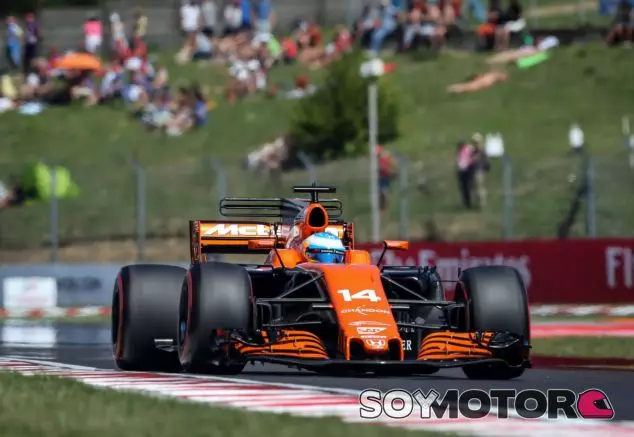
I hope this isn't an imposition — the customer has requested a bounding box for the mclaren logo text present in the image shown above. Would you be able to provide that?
[202,224,279,237]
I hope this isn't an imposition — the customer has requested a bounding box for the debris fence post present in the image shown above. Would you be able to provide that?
[502,154,513,240]
[130,157,146,262]
[209,155,228,200]
[296,151,317,184]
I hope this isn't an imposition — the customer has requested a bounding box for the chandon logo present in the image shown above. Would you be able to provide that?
[357,327,386,335]
[341,306,391,316]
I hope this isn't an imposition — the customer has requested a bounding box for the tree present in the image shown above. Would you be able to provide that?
[289,50,400,163]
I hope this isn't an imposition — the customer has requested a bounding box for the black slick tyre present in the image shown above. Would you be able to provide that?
[178,262,254,374]
[112,264,185,371]
[454,266,530,380]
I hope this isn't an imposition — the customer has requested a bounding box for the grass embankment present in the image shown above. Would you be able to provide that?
[531,337,634,359]
[2,42,634,263]
[0,371,451,437]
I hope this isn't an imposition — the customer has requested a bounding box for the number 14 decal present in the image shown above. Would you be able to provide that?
[337,289,381,302]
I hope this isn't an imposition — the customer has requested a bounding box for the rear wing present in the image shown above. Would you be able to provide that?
[190,220,349,260]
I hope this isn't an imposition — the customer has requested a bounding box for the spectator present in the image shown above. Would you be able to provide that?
[254,0,274,37]
[456,139,475,208]
[181,0,202,46]
[223,0,243,36]
[606,0,633,46]
[470,133,489,208]
[240,0,253,31]
[5,16,23,71]
[354,3,380,46]
[132,8,148,40]
[23,12,42,76]
[200,0,217,37]
[403,0,446,50]
[495,0,524,50]
[377,145,397,212]
[191,84,209,127]
[476,0,505,51]
[369,0,400,55]
[110,12,128,58]
[83,15,102,54]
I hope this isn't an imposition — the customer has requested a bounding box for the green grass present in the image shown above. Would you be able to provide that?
[0,371,452,437]
[531,337,634,359]
[2,41,634,260]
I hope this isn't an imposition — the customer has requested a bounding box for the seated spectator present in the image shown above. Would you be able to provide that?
[281,36,298,64]
[20,58,53,100]
[476,0,506,51]
[98,58,125,103]
[294,20,324,64]
[305,26,353,69]
[69,70,99,106]
[403,0,447,50]
[369,0,400,55]
[495,0,524,50]
[354,3,380,46]
[606,0,633,46]
[191,84,209,127]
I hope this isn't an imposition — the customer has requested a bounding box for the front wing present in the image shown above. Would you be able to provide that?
[232,330,531,374]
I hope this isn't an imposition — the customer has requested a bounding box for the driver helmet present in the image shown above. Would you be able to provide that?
[302,231,346,263]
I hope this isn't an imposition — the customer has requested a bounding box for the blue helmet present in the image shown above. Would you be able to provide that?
[302,231,346,264]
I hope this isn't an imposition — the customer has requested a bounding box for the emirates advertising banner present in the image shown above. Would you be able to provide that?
[358,239,634,304]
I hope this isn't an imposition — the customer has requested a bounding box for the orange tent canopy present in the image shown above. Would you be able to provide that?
[55,52,102,71]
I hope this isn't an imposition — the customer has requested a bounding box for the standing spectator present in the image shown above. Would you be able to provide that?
[254,0,274,37]
[22,12,41,76]
[110,13,128,57]
[200,0,217,37]
[181,0,202,43]
[133,8,148,40]
[377,145,397,212]
[456,139,475,208]
[83,15,102,54]
[470,133,489,208]
[240,0,253,31]
[5,16,23,71]
[223,0,243,36]
[369,0,400,56]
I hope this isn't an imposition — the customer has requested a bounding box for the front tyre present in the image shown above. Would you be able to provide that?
[455,266,530,380]
[178,262,254,374]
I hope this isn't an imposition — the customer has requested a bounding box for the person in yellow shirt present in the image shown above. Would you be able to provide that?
[133,8,148,39]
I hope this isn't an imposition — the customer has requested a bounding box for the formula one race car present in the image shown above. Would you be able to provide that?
[112,185,531,379]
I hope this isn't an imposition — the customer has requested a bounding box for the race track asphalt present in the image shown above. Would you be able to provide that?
[2,322,634,421]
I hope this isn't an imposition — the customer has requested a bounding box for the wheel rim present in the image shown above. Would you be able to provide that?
[177,284,189,357]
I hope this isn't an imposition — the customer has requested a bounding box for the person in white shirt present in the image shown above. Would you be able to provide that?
[200,0,217,37]
[181,0,201,35]
[223,0,243,36]
[178,0,202,62]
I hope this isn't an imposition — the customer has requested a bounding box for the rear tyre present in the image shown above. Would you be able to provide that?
[112,264,185,371]
[454,266,529,380]
[178,262,254,374]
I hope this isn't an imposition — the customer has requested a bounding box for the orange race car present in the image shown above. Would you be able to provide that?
[112,185,531,379]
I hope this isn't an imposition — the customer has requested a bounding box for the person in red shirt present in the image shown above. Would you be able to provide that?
[377,145,397,212]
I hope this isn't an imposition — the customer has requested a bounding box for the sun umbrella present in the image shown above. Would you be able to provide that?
[55,52,102,71]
